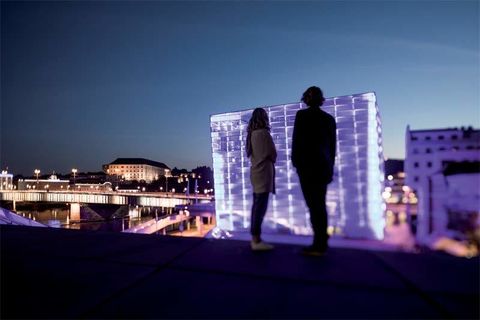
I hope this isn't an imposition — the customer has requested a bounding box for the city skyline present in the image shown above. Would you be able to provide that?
[2,1,479,176]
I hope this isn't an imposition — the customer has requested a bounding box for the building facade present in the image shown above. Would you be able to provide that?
[17,174,70,191]
[429,162,480,244]
[103,158,171,183]
[0,171,14,190]
[71,182,113,192]
[383,159,418,227]
[210,92,385,240]
[405,126,480,243]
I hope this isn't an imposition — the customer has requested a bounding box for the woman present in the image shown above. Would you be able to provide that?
[246,108,277,251]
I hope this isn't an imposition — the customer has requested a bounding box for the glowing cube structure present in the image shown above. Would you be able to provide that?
[210,92,385,239]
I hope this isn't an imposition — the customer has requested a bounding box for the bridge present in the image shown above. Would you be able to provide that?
[0,190,216,235]
[0,190,214,228]
[0,190,213,208]
[123,202,216,234]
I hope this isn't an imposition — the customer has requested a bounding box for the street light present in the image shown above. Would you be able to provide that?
[71,168,77,186]
[34,169,40,185]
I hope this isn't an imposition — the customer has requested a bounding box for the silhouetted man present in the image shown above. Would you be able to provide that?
[292,86,336,256]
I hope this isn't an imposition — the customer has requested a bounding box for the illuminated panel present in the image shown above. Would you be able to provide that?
[210,92,385,240]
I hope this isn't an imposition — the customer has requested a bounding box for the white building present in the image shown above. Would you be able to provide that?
[430,163,480,242]
[0,170,14,190]
[103,158,171,183]
[405,126,480,243]
[17,174,70,191]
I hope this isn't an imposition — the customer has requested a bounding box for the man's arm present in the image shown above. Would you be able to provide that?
[291,111,303,168]
[330,117,337,167]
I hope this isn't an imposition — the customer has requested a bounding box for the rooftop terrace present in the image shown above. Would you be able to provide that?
[1,225,478,319]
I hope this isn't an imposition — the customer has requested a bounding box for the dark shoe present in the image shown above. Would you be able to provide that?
[251,241,274,251]
[301,245,327,257]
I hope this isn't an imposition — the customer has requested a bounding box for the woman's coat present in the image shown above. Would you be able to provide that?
[249,128,277,194]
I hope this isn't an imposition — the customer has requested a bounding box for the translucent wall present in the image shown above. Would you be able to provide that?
[210,92,385,240]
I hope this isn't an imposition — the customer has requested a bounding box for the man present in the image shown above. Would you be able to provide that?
[291,86,337,256]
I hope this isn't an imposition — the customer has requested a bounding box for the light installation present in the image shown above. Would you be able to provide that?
[210,92,385,240]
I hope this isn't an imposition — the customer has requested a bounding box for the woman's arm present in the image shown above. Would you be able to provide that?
[266,130,277,163]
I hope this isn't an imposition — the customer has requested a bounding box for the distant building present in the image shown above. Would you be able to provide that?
[0,170,14,190]
[384,159,407,204]
[384,159,417,206]
[74,171,107,184]
[17,174,70,191]
[429,162,479,243]
[71,182,113,192]
[103,158,171,183]
[384,159,404,177]
[383,159,417,232]
[405,126,480,243]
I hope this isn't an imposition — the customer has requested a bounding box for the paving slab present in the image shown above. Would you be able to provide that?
[372,250,480,294]
[2,252,156,319]
[1,225,478,319]
[100,236,205,266]
[18,227,203,263]
[1,225,90,258]
[1,225,85,246]
[88,268,442,319]
[429,292,480,319]
[170,238,408,290]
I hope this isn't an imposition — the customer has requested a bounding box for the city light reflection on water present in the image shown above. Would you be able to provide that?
[15,207,152,232]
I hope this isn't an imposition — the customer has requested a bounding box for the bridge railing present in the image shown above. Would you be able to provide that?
[0,190,213,207]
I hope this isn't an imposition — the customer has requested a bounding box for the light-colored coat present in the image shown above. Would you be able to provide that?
[249,128,277,194]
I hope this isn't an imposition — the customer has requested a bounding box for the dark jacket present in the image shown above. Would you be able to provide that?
[291,106,337,184]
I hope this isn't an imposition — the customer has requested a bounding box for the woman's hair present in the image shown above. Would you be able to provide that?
[246,108,270,158]
[301,86,325,108]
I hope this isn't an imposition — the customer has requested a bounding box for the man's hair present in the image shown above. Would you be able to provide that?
[301,86,325,108]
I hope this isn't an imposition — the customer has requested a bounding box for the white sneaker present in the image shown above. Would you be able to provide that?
[251,241,274,251]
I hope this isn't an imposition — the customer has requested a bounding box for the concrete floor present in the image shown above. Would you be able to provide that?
[1,225,478,319]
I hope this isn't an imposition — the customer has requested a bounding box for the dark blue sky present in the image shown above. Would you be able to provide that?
[1,1,479,176]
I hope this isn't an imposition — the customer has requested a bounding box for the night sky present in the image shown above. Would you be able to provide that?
[1,1,478,176]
